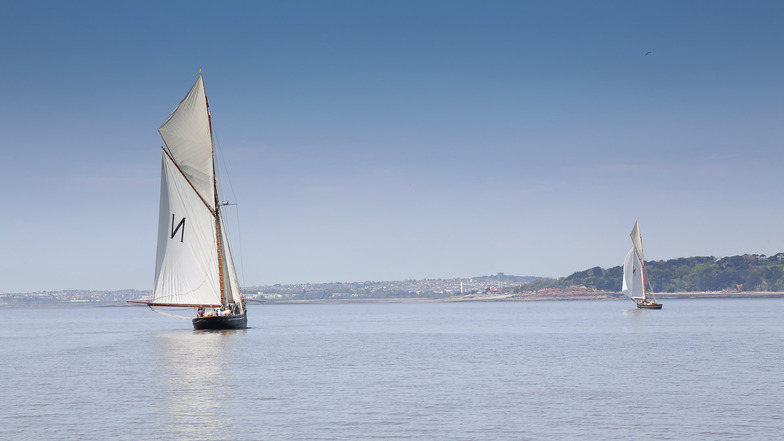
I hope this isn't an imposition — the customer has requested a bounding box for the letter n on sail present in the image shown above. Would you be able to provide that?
[171,214,186,242]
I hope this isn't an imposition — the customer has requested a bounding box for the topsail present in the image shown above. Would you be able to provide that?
[158,76,216,211]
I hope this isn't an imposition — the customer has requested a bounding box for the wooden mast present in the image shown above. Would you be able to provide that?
[640,261,648,302]
[637,227,657,303]
[204,78,227,307]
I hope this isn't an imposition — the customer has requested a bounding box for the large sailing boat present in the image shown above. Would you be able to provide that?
[131,75,247,329]
[621,220,663,309]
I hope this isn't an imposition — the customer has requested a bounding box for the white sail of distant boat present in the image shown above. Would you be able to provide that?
[131,75,247,329]
[621,220,662,309]
[622,247,644,300]
[630,220,644,268]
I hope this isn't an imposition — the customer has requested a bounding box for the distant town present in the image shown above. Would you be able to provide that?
[2,273,547,306]
[5,264,784,308]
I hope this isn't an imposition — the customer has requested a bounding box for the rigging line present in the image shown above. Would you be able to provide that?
[209,109,246,290]
[149,306,191,320]
[216,202,246,291]
[161,147,217,216]
[233,203,247,289]
[210,109,240,205]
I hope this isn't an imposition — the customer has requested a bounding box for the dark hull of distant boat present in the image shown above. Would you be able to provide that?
[636,301,663,310]
[192,313,248,330]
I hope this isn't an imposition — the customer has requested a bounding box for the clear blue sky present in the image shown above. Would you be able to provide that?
[2,1,783,292]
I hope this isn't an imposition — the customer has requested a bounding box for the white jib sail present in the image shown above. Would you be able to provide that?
[158,75,216,211]
[622,246,645,300]
[152,152,222,306]
[219,214,242,305]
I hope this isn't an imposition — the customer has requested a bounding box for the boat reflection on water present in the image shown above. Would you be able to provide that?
[623,307,654,316]
[152,329,245,439]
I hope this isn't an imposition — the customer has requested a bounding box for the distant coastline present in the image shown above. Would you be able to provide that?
[3,289,782,308]
[247,290,784,305]
[9,252,784,307]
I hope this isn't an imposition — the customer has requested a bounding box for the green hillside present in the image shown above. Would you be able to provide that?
[519,253,784,293]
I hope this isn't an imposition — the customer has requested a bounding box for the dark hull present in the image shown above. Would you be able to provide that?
[636,301,663,310]
[192,313,248,330]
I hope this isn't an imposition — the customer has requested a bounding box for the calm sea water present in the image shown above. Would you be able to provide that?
[1,299,782,440]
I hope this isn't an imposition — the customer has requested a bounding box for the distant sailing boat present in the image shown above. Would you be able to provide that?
[622,220,663,309]
[130,75,247,329]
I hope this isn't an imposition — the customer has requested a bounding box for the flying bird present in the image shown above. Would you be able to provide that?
[644,51,654,56]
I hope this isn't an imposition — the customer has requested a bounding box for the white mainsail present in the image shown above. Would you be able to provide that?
[622,246,645,300]
[152,151,222,307]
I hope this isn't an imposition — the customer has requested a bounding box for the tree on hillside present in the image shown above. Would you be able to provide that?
[517,253,784,293]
